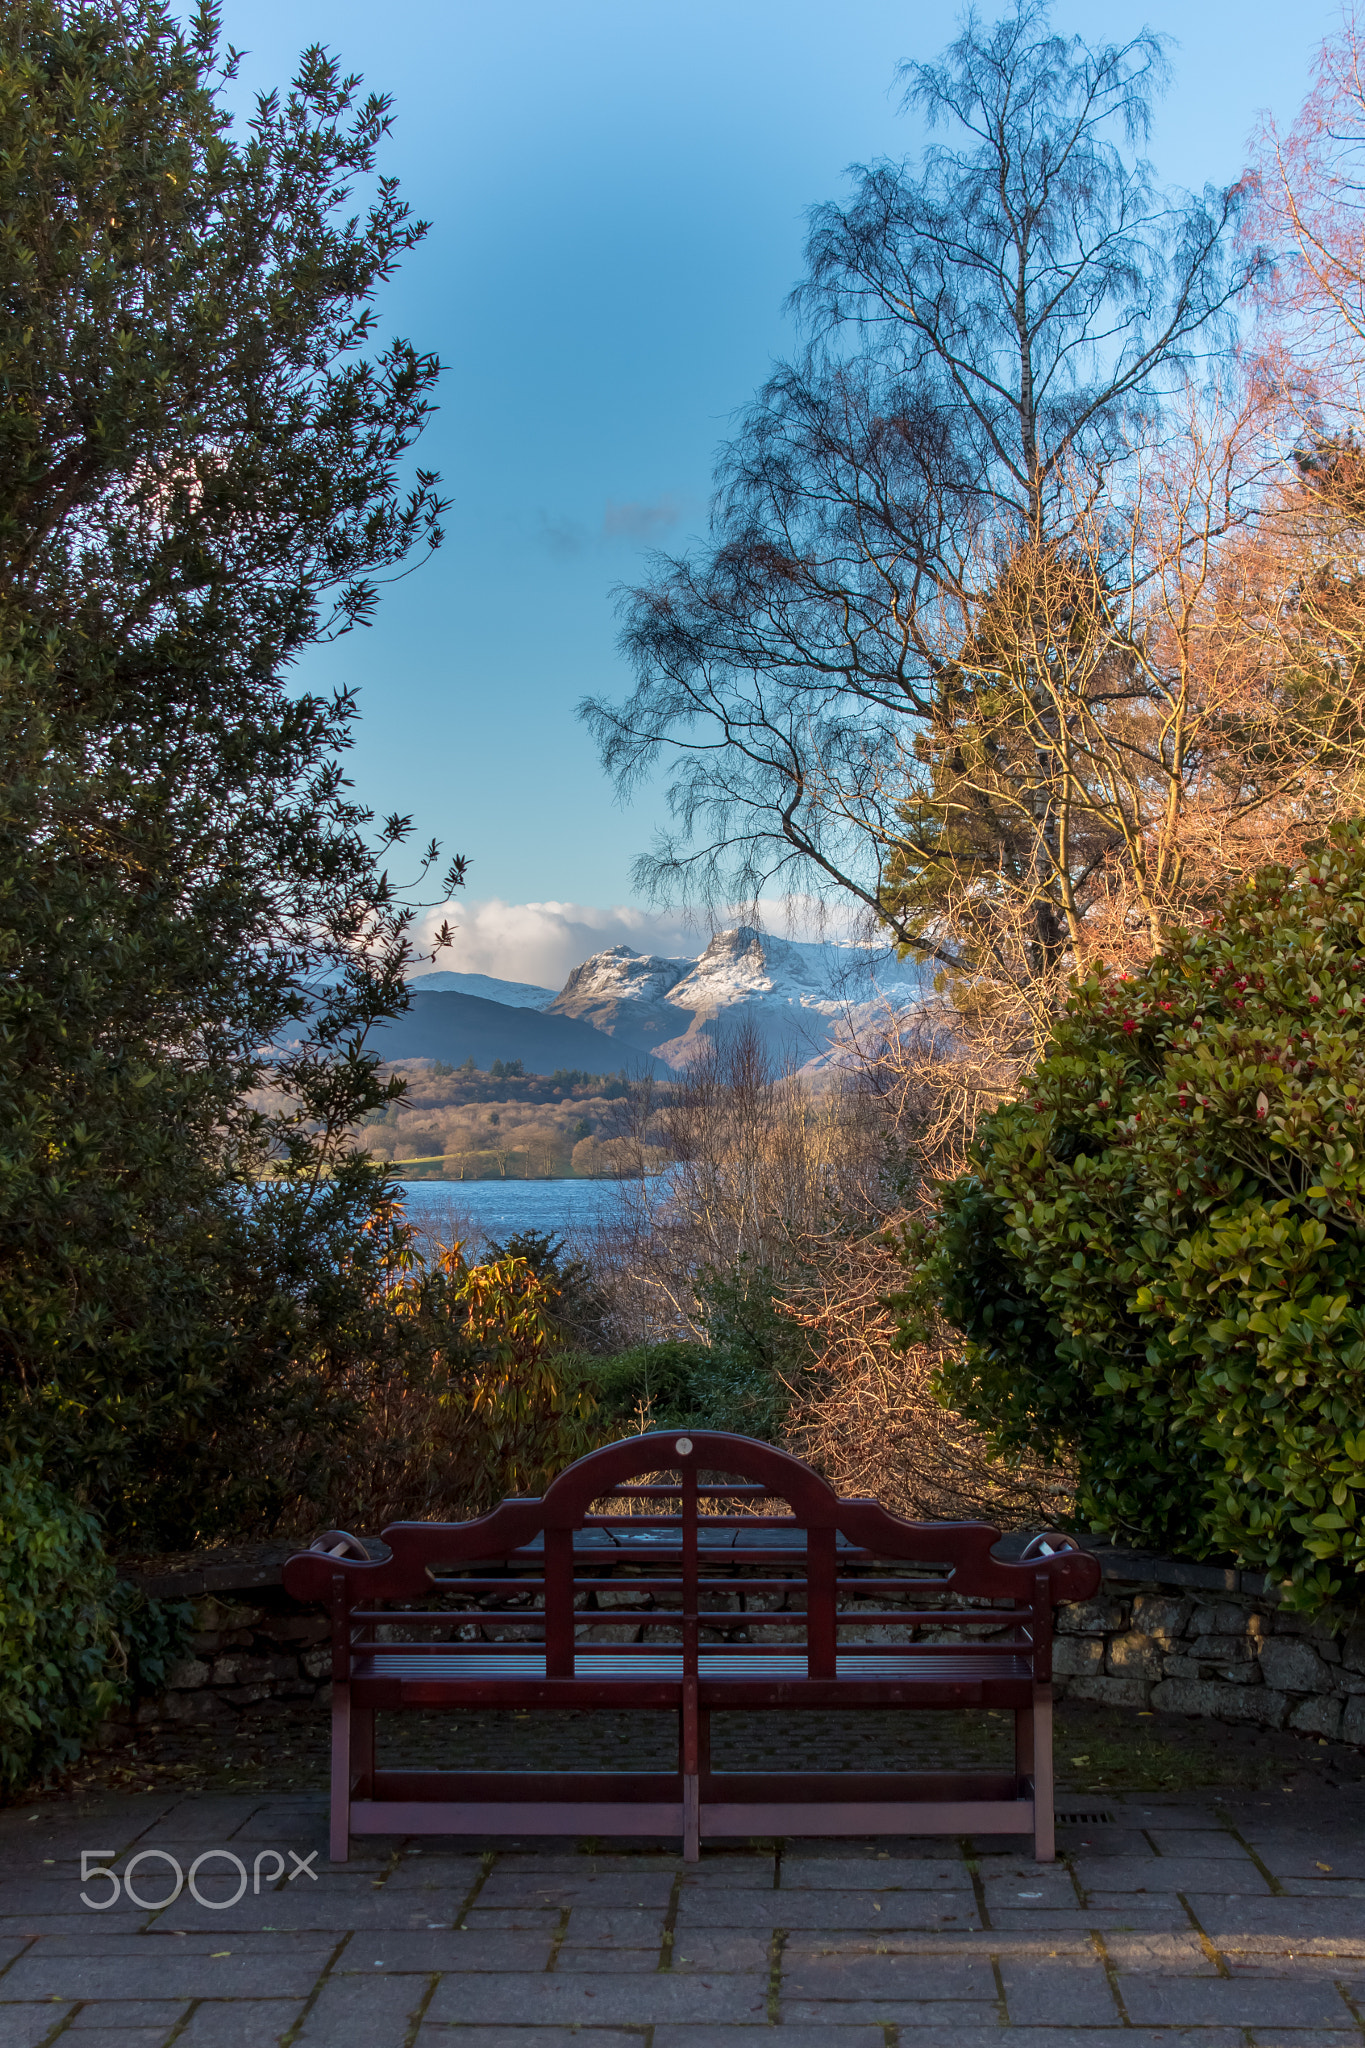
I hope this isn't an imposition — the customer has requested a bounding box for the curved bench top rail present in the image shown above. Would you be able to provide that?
[282,1430,1100,1607]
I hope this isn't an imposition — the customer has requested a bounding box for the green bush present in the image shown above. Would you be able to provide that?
[572,1264,806,1444]
[0,2,455,1552]
[898,822,1365,1613]
[571,1340,713,1435]
[696,1262,809,1437]
[0,1463,124,1794]
[574,1338,790,1440]
[484,1230,613,1356]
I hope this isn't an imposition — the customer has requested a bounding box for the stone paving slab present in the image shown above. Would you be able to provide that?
[1073,1852,1274,1891]
[294,1973,429,2045]
[779,1949,997,2000]
[979,1905,1199,1932]
[414,2033,643,2048]
[1120,1975,1357,2024]
[424,1970,772,2023]
[779,1996,1001,2023]
[996,1954,1120,2024]
[0,1781,1361,2042]
[174,2002,306,2045]
[63,2000,188,2028]
[1184,1894,1365,1938]
[651,2031,886,2048]
[675,1890,981,1928]
[1248,2037,1365,2048]
[780,1858,973,1891]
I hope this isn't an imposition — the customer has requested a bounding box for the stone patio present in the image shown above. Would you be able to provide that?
[1,1771,1363,2046]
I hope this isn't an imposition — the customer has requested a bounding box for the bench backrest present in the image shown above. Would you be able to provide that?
[283,1430,1100,1682]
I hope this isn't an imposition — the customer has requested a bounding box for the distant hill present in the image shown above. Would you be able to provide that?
[368,991,667,1076]
[406,969,556,1009]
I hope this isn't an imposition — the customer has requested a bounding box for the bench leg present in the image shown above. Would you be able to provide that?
[352,1706,375,1800]
[683,1772,700,1862]
[681,1675,700,1863]
[1015,1704,1034,1786]
[1031,1686,1055,1863]
[330,1681,352,1863]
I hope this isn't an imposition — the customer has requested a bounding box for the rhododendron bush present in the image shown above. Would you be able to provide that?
[897,822,1365,1612]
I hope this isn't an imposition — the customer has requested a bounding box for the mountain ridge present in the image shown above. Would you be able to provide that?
[405,925,930,1072]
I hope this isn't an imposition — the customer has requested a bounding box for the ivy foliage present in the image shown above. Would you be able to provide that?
[897,821,1365,1612]
[0,1461,193,1794]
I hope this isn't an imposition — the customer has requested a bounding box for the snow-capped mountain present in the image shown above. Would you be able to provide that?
[669,926,928,1013]
[554,948,689,1009]
[395,926,932,1074]
[547,925,932,1070]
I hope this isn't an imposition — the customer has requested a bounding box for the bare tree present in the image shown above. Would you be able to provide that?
[586,1,1259,1031]
[576,1015,1066,1521]
[580,7,1365,1521]
[781,1221,1073,1525]
[1240,13,1365,828]
[593,1020,881,1341]
[1251,9,1365,411]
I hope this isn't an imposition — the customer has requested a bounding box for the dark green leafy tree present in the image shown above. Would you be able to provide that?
[897,821,1365,1612]
[0,0,461,1544]
[485,1231,614,1356]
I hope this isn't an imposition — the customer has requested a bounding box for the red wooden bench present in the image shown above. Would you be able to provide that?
[283,1430,1098,1864]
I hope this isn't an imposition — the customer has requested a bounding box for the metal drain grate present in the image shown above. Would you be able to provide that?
[1055,1811,1116,1824]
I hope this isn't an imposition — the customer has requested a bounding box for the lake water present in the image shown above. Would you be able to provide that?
[395,1177,631,1245]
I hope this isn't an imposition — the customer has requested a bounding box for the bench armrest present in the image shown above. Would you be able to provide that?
[309,1530,371,1561]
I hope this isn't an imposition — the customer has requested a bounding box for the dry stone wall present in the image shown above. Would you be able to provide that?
[112,1537,1365,1746]
[1054,1549,1365,1745]
[106,1549,333,1737]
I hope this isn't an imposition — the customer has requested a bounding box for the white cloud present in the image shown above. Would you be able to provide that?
[413,898,699,991]
[411,893,879,992]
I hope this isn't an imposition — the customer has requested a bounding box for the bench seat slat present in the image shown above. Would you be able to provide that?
[352,1648,1031,1680]
[350,1646,1035,1710]
[344,1795,1037,1839]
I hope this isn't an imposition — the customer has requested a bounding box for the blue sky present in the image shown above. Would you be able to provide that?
[219,0,1332,985]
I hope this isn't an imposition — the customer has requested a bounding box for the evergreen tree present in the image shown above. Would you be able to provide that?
[0,0,459,1542]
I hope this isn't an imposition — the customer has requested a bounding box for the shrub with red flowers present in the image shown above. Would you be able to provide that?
[896,820,1365,1612]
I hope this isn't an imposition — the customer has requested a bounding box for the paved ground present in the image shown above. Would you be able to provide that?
[2,1770,1363,2047]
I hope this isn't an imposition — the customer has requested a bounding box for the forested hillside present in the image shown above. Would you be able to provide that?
[355,1063,655,1177]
